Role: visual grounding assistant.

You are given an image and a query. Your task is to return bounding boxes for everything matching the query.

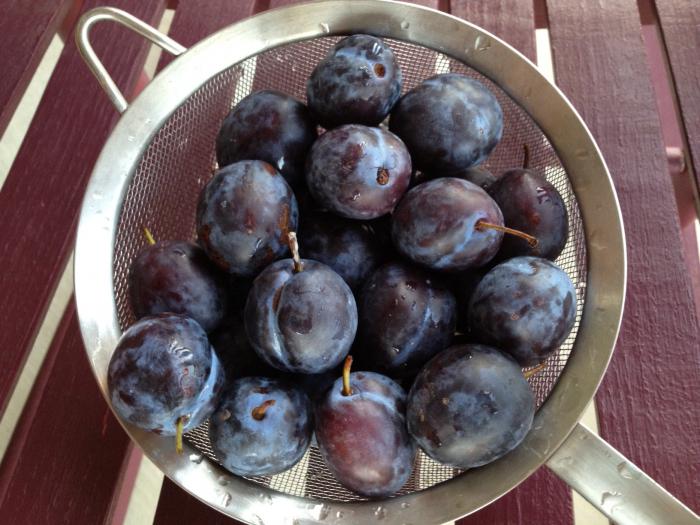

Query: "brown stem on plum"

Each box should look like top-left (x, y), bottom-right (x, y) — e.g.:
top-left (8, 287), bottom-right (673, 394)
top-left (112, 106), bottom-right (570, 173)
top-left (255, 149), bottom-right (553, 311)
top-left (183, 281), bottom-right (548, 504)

top-left (475, 220), bottom-right (538, 248)
top-left (143, 227), bottom-right (156, 246)
top-left (341, 355), bottom-right (353, 396)
top-left (522, 144), bottom-right (530, 170)
top-left (252, 399), bottom-right (276, 421)
top-left (175, 415), bottom-right (187, 454)
top-left (287, 231), bottom-right (304, 273)
top-left (523, 362), bottom-right (547, 379)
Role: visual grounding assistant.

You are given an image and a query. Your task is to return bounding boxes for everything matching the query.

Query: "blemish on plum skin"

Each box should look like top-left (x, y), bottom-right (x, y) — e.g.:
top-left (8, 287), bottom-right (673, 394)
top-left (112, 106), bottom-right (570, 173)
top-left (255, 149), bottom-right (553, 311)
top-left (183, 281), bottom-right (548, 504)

top-left (373, 63), bottom-right (386, 77)
top-left (376, 167), bottom-right (390, 185)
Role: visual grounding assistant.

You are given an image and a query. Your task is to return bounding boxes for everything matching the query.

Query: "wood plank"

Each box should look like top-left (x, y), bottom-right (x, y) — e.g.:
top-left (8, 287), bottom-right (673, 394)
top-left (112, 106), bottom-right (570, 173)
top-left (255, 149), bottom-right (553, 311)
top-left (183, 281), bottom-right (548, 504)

top-left (547, 0), bottom-right (700, 512)
top-left (0, 301), bottom-right (132, 524)
top-left (450, 0), bottom-right (536, 62)
top-left (655, 0), bottom-right (700, 189)
top-left (0, 0), bottom-right (166, 416)
top-left (0, 0), bottom-right (73, 136)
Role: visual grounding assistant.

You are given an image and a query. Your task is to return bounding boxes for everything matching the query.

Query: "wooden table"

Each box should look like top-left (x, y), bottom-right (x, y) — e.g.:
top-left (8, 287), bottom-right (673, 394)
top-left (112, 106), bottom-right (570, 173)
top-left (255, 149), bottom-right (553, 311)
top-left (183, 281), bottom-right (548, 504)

top-left (0, 1), bottom-right (698, 523)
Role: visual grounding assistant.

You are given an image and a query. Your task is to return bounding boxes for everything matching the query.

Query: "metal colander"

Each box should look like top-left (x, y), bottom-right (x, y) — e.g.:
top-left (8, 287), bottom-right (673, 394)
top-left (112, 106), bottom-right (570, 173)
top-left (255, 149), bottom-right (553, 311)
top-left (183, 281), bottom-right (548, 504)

top-left (74, 2), bottom-right (696, 524)
top-left (112, 36), bottom-right (587, 502)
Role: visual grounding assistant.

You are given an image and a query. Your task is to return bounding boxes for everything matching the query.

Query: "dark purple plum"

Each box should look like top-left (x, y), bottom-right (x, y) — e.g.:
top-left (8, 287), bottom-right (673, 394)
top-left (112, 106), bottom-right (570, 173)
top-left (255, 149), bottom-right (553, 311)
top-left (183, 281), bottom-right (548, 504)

top-left (197, 160), bottom-right (298, 277)
top-left (390, 74), bottom-right (503, 173)
top-left (299, 212), bottom-right (387, 291)
top-left (209, 312), bottom-right (280, 381)
top-left (307, 34), bottom-right (401, 129)
top-left (108, 313), bottom-right (224, 436)
top-left (488, 168), bottom-right (568, 260)
top-left (407, 344), bottom-right (534, 468)
top-left (306, 124), bottom-right (411, 220)
top-left (315, 360), bottom-right (415, 497)
top-left (468, 257), bottom-right (577, 366)
top-left (128, 240), bottom-right (227, 332)
top-left (209, 377), bottom-right (312, 476)
top-left (215, 90), bottom-right (317, 187)
top-left (244, 254), bottom-right (357, 374)
top-left (391, 178), bottom-right (504, 271)
top-left (356, 262), bottom-right (456, 377)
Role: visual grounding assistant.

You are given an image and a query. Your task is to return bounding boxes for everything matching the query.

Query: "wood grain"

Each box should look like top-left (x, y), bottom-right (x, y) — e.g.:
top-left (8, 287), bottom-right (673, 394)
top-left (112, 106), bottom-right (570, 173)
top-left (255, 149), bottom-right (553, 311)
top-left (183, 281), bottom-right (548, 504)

top-left (450, 0), bottom-right (536, 62)
top-left (655, 0), bottom-right (700, 189)
top-left (0, 0), bottom-right (166, 416)
top-left (0, 302), bottom-right (132, 524)
top-left (0, 0), bottom-right (73, 136)
top-left (547, 0), bottom-right (700, 512)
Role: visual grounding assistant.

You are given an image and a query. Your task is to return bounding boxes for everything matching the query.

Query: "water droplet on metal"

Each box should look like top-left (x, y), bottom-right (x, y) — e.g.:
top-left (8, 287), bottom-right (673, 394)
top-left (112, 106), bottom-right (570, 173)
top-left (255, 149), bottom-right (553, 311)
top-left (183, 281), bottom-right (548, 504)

top-left (475, 35), bottom-right (491, 51)
top-left (92, 191), bottom-right (103, 200)
top-left (259, 492), bottom-right (273, 504)
top-left (218, 475), bottom-right (229, 486)
top-left (352, 192), bottom-right (361, 201)
top-left (558, 456), bottom-right (573, 467)
top-left (617, 462), bottom-right (640, 480)
top-left (189, 453), bottom-right (203, 464)
top-left (336, 510), bottom-right (344, 518)
top-left (221, 491), bottom-right (232, 507)
top-left (400, 20), bottom-right (410, 30)
top-left (400, 502), bottom-right (410, 509)
top-left (317, 503), bottom-right (331, 520)
top-left (252, 514), bottom-right (265, 525)
top-left (319, 22), bottom-right (330, 34)
top-left (600, 491), bottom-right (624, 513)
top-left (374, 506), bottom-right (386, 519)
top-left (127, 135), bottom-right (135, 142)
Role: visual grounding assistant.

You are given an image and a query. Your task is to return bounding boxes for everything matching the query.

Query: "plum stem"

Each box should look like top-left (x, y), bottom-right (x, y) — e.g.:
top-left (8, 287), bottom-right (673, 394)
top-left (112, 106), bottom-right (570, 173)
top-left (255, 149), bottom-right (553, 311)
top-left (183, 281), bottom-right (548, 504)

top-left (523, 144), bottom-right (530, 170)
top-left (523, 362), bottom-right (547, 379)
top-left (475, 220), bottom-right (538, 248)
top-left (143, 227), bottom-right (156, 245)
top-left (341, 356), bottom-right (353, 396)
top-left (287, 231), bottom-right (304, 273)
top-left (252, 399), bottom-right (276, 420)
top-left (175, 415), bottom-right (186, 454)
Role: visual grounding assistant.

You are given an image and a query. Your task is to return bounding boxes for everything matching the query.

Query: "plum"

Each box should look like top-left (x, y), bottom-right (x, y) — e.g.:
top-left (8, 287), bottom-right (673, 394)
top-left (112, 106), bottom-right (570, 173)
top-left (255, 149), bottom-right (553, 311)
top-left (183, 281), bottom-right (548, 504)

top-left (468, 256), bottom-right (576, 366)
top-left (407, 344), bottom-right (534, 468)
top-left (128, 238), bottom-right (227, 332)
top-left (216, 90), bottom-right (317, 187)
top-left (306, 124), bottom-right (411, 220)
top-left (107, 314), bottom-right (224, 445)
top-left (315, 358), bottom-right (415, 497)
top-left (391, 178), bottom-right (504, 271)
top-left (209, 377), bottom-right (312, 476)
top-left (356, 262), bottom-right (456, 377)
top-left (244, 234), bottom-right (357, 374)
top-left (307, 34), bottom-right (401, 129)
top-left (390, 74), bottom-right (503, 173)
top-left (197, 160), bottom-right (298, 277)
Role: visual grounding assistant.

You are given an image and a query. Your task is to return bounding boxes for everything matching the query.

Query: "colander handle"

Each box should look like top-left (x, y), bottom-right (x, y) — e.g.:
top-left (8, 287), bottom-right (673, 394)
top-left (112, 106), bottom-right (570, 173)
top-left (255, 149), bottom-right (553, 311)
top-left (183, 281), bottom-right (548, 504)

top-left (547, 422), bottom-right (699, 524)
top-left (75, 7), bottom-right (187, 113)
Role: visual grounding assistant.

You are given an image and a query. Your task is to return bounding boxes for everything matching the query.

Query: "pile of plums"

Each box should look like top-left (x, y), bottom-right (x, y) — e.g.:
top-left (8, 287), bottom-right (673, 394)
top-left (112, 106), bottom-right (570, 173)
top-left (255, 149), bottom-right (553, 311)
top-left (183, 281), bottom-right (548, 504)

top-left (107, 34), bottom-right (576, 498)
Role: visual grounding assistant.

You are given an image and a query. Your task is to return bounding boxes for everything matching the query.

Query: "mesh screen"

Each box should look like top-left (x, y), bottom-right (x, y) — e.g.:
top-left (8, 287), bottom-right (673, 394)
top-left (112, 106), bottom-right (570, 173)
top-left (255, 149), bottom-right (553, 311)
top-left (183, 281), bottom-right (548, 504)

top-left (113, 37), bottom-right (586, 502)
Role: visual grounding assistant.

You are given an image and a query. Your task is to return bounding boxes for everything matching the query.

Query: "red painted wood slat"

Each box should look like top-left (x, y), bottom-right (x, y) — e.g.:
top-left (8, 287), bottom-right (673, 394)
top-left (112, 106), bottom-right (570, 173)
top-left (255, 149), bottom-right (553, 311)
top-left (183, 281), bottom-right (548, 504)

top-left (0, 0), bottom-right (73, 136)
top-left (155, 479), bottom-right (243, 525)
top-left (547, 0), bottom-right (700, 512)
top-left (654, 0), bottom-right (700, 188)
top-left (449, 3), bottom-right (572, 524)
top-left (0, 0), bottom-right (166, 416)
top-left (0, 302), bottom-right (131, 524)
